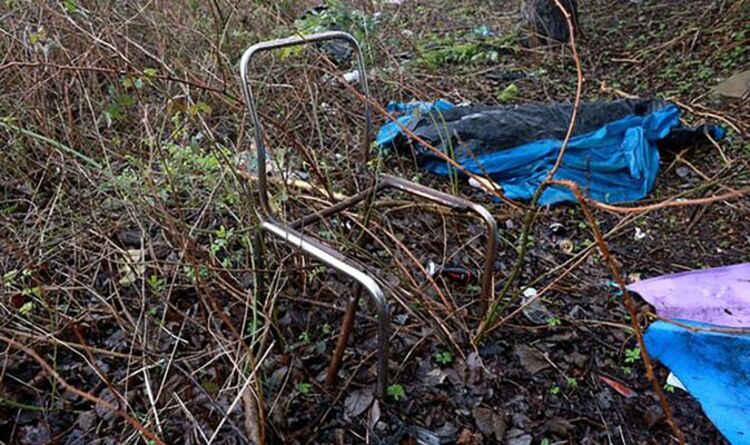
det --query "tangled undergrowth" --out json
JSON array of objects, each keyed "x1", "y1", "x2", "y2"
[{"x1": 1, "y1": 1, "x2": 749, "y2": 444}]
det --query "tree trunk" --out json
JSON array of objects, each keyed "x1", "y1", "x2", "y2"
[{"x1": 521, "y1": 0, "x2": 580, "y2": 45}]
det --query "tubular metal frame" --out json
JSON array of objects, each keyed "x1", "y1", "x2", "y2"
[{"x1": 239, "y1": 31, "x2": 497, "y2": 399}]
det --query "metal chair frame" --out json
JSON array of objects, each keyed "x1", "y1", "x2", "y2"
[{"x1": 239, "y1": 31, "x2": 497, "y2": 398}]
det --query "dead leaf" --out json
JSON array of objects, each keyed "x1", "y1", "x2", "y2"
[
  {"x1": 599, "y1": 375, "x2": 636, "y2": 398},
  {"x1": 422, "y1": 367, "x2": 448, "y2": 386},
  {"x1": 118, "y1": 249, "x2": 144, "y2": 287},
  {"x1": 505, "y1": 428, "x2": 532, "y2": 445},
  {"x1": 472, "y1": 406, "x2": 506, "y2": 441},
  {"x1": 545, "y1": 416, "x2": 575, "y2": 436},
  {"x1": 514, "y1": 344, "x2": 550, "y2": 374},
  {"x1": 456, "y1": 428, "x2": 481, "y2": 445},
  {"x1": 643, "y1": 405, "x2": 664, "y2": 428},
  {"x1": 344, "y1": 388, "x2": 374, "y2": 419},
  {"x1": 368, "y1": 399, "x2": 381, "y2": 429}
]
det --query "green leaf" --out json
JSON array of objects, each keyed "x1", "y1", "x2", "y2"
[
  {"x1": 624, "y1": 347, "x2": 641, "y2": 364},
  {"x1": 296, "y1": 382, "x2": 313, "y2": 395},
  {"x1": 188, "y1": 101, "x2": 212, "y2": 116},
  {"x1": 63, "y1": 0, "x2": 77, "y2": 12},
  {"x1": 433, "y1": 351, "x2": 454, "y2": 366},
  {"x1": 19, "y1": 301, "x2": 34, "y2": 315},
  {"x1": 387, "y1": 384, "x2": 406, "y2": 401},
  {"x1": 497, "y1": 83, "x2": 519, "y2": 103}
]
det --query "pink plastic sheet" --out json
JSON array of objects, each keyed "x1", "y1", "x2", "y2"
[{"x1": 628, "y1": 263, "x2": 750, "y2": 328}]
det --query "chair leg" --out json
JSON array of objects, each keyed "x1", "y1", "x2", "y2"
[
  {"x1": 325, "y1": 285, "x2": 362, "y2": 387},
  {"x1": 262, "y1": 220, "x2": 390, "y2": 398}
]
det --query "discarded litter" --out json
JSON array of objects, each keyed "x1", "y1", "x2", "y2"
[
  {"x1": 376, "y1": 99, "x2": 724, "y2": 205},
  {"x1": 520, "y1": 287, "x2": 554, "y2": 324},
  {"x1": 629, "y1": 263, "x2": 750, "y2": 445},
  {"x1": 645, "y1": 320, "x2": 750, "y2": 445},
  {"x1": 666, "y1": 372, "x2": 686, "y2": 391},
  {"x1": 712, "y1": 70, "x2": 750, "y2": 99},
  {"x1": 426, "y1": 260, "x2": 476, "y2": 285},
  {"x1": 628, "y1": 263, "x2": 750, "y2": 327},
  {"x1": 633, "y1": 227, "x2": 647, "y2": 241}
]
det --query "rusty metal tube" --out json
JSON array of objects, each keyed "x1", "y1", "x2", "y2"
[
  {"x1": 261, "y1": 221, "x2": 389, "y2": 398},
  {"x1": 379, "y1": 174, "x2": 497, "y2": 311}
]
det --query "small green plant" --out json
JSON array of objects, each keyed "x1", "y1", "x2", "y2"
[
  {"x1": 289, "y1": 1, "x2": 380, "y2": 60},
  {"x1": 210, "y1": 225, "x2": 234, "y2": 257},
  {"x1": 147, "y1": 274, "x2": 164, "y2": 294},
  {"x1": 497, "y1": 83, "x2": 519, "y2": 103},
  {"x1": 433, "y1": 351, "x2": 454, "y2": 366},
  {"x1": 540, "y1": 439, "x2": 551, "y2": 445},
  {"x1": 624, "y1": 347, "x2": 641, "y2": 364},
  {"x1": 566, "y1": 377, "x2": 578, "y2": 389},
  {"x1": 416, "y1": 31, "x2": 515, "y2": 70},
  {"x1": 18, "y1": 301, "x2": 34, "y2": 316},
  {"x1": 306, "y1": 265, "x2": 327, "y2": 283},
  {"x1": 63, "y1": 0, "x2": 77, "y2": 13},
  {"x1": 387, "y1": 384, "x2": 406, "y2": 401},
  {"x1": 549, "y1": 385, "x2": 561, "y2": 395},
  {"x1": 664, "y1": 383, "x2": 676, "y2": 393},
  {"x1": 621, "y1": 366, "x2": 632, "y2": 375},
  {"x1": 21, "y1": 286, "x2": 41, "y2": 298},
  {"x1": 296, "y1": 382, "x2": 313, "y2": 395},
  {"x1": 182, "y1": 265, "x2": 209, "y2": 283},
  {"x1": 546, "y1": 317, "x2": 562, "y2": 327},
  {"x1": 299, "y1": 331, "x2": 311, "y2": 345},
  {"x1": 3, "y1": 269, "x2": 19, "y2": 287}
]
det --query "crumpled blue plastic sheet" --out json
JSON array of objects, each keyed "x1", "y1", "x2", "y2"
[
  {"x1": 645, "y1": 320, "x2": 750, "y2": 445},
  {"x1": 376, "y1": 99, "x2": 723, "y2": 205}
]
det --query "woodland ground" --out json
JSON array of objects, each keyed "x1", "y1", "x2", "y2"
[{"x1": 1, "y1": 1, "x2": 749, "y2": 444}]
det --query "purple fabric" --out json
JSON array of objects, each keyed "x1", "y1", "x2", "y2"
[{"x1": 628, "y1": 263, "x2": 750, "y2": 328}]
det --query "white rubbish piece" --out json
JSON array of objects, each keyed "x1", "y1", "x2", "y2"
[
  {"x1": 469, "y1": 176, "x2": 503, "y2": 193},
  {"x1": 667, "y1": 372, "x2": 687, "y2": 391},
  {"x1": 342, "y1": 69, "x2": 360, "y2": 84},
  {"x1": 634, "y1": 227, "x2": 647, "y2": 241},
  {"x1": 322, "y1": 69, "x2": 360, "y2": 86}
]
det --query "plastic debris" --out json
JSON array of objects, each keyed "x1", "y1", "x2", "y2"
[
  {"x1": 426, "y1": 261, "x2": 475, "y2": 285},
  {"x1": 666, "y1": 372, "x2": 686, "y2": 391},
  {"x1": 633, "y1": 227, "x2": 647, "y2": 241},
  {"x1": 629, "y1": 263, "x2": 750, "y2": 444},
  {"x1": 645, "y1": 320, "x2": 750, "y2": 445},
  {"x1": 712, "y1": 70, "x2": 750, "y2": 99},
  {"x1": 376, "y1": 99, "x2": 724, "y2": 205},
  {"x1": 628, "y1": 263, "x2": 750, "y2": 327},
  {"x1": 520, "y1": 287, "x2": 553, "y2": 324}
]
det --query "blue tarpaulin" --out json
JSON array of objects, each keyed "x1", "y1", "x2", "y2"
[
  {"x1": 376, "y1": 99, "x2": 723, "y2": 205},
  {"x1": 645, "y1": 321, "x2": 750, "y2": 445}
]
